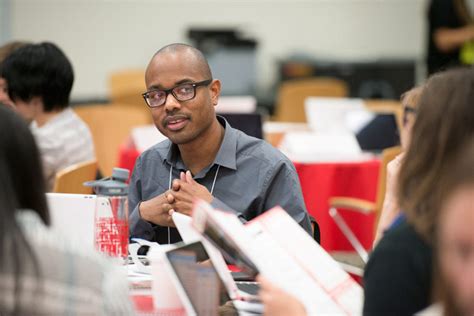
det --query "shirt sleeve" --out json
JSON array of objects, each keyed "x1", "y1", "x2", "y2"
[
  {"x1": 261, "y1": 160, "x2": 313, "y2": 235},
  {"x1": 128, "y1": 155, "x2": 155, "y2": 240},
  {"x1": 33, "y1": 131, "x2": 64, "y2": 191}
]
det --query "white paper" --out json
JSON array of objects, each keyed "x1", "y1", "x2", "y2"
[
  {"x1": 131, "y1": 125, "x2": 167, "y2": 152},
  {"x1": 148, "y1": 245, "x2": 185, "y2": 311},
  {"x1": 245, "y1": 222, "x2": 342, "y2": 315},
  {"x1": 304, "y1": 97, "x2": 370, "y2": 134},
  {"x1": 192, "y1": 200, "x2": 363, "y2": 315},
  {"x1": 172, "y1": 212, "x2": 202, "y2": 243},
  {"x1": 279, "y1": 131, "x2": 373, "y2": 163},
  {"x1": 262, "y1": 121, "x2": 310, "y2": 134},
  {"x1": 253, "y1": 207, "x2": 364, "y2": 315},
  {"x1": 215, "y1": 96, "x2": 257, "y2": 114}
]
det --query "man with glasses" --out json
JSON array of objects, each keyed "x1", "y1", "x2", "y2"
[{"x1": 129, "y1": 43, "x2": 313, "y2": 244}]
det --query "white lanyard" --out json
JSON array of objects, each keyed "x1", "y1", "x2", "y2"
[{"x1": 166, "y1": 164, "x2": 220, "y2": 244}]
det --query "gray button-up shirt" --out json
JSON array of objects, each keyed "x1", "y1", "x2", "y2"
[{"x1": 129, "y1": 117, "x2": 312, "y2": 244}]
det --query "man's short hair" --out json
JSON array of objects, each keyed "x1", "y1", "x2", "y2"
[
  {"x1": 0, "y1": 42, "x2": 74, "y2": 112},
  {"x1": 152, "y1": 43, "x2": 213, "y2": 79}
]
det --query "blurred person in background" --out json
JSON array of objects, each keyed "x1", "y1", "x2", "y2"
[
  {"x1": 428, "y1": 0, "x2": 474, "y2": 74},
  {"x1": 430, "y1": 141, "x2": 474, "y2": 316},
  {"x1": 0, "y1": 42, "x2": 95, "y2": 191},
  {"x1": 364, "y1": 67, "x2": 474, "y2": 315},
  {"x1": 0, "y1": 106, "x2": 132, "y2": 315},
  {"x1": 374, "y1": 85, "x2": 424, "y2": 244},
  {"x1": 257, "y1": 67, "x2": 474, "y2": 316},
  {"x1": 0, "y1": 41, "x2": 29, "y2": 109}
]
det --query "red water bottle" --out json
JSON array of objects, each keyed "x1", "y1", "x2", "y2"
[{"x1": 85, "y1": 168, "x2": 129, "y2": 259}]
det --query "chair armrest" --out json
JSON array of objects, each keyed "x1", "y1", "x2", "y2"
[{"x1": 329, "y1": 197, "x2": 376, "y2": 215}]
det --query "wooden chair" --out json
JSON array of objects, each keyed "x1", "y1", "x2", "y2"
[
  {"x1": 328, "y1": 146, "x2": 402, "y2": 271},
  {"x1": 53, "y1": 160, "x2": 98, "y2": 194},
  {"x1": 74, "y1": 104, "x2": 151, "y2": 176},
  {"x1": 274, "y1": 77, "x2": 349, "y2": 122},
  {"x1": 108, "y1": 69, "x2": 152, "y2": 123}
]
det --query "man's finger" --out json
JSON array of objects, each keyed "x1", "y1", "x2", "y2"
[
  {"x1": 185, "y1": 170, "x2": 194, "y2": 184},
  {"x1": 161, "y1": 203, "x2": 173, "y2": 214},
  {"x1": 180, "y1": 171, "x2": 186, "y2": 182},
  {"x1": 166, "y1": 192, "x2": 175, "y2": 204},
  {"x1": 172, "y1": 190, "x2": 194, "y2": 204},
  {"x1": 172, "y1": 179, "x2": 180, "y2": 191}
]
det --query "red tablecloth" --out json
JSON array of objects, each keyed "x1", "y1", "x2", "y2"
[
  {"x1": 294, "y1": 160, "x2": 380, "y2": 251},
  {"x1": 118, "y1": 144, "x2": 380, "y2": 252},
  {"x1": 118, "y1": 138, "x2": 141, "y2": 174}
]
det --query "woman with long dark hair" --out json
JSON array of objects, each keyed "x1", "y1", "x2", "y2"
[{"x1": 0, "y1": 107, "x2": 132, "y2": 315}]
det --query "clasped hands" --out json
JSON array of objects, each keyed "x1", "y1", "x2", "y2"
[{"x1": 139, "y1": 170, "x2": 213, "y2": 227}]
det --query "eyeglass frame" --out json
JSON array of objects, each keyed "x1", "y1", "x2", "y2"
[
  {"x1": 403, "y1": 104, "x2": 417, "y2": 127},
  {"x1": 142, "y1": 79, "x2": 213, "y2": 108}
]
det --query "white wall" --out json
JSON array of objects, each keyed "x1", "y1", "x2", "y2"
[
  {"x1": 0, "y1": 0, "x2": 11, "y2": 43},
  {"x1": 8, "y1": 0, "x2": 427, "y2": 100}
]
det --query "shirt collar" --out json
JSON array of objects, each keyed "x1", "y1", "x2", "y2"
[{"x1": 163, "y1": 116, "x2": 237, "y2": 171}]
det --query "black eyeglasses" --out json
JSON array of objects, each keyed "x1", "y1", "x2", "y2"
[{"x1": 142, "y1": 79, "x2": 212, "y2": 108}]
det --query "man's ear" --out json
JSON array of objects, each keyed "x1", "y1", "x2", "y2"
[{"x1": 209, "y1": 79, "x2": 221, "y2": 107}]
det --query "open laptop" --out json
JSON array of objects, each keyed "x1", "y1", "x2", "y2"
[
  {"x1": 163, "y1": 241, "x2": 263, "y2": 316},
  {"x1": 172, "y1": 213, "x2": 260, "y2": 296},
  {"x1": 46, "y1": 193, "x2": 96, "y2": 250}
]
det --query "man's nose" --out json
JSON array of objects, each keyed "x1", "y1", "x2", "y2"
[{"x1": 164, "y1": 92, "x2": 181, "y2": 112}]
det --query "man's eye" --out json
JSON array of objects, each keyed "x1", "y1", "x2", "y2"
[
  {"x1": 151, "y1": 91, "x2": 165, "y2": 99},
  {"x1": 177, "y1": 85, "x2": 193, "y2": 95}
]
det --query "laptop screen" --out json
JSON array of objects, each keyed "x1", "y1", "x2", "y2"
[{"x1": 165, "y1": 242, "x2": 237, "y2": 316}]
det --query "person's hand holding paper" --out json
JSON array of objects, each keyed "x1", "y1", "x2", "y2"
[{"x1": 257, "y1": 276, "x2": 307, "y2": 316}]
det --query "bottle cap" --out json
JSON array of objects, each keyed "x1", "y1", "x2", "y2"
[{"x1": 84, "y1": 167, "x2": 130, "y2": 196}]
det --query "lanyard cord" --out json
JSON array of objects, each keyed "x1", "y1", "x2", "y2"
[{"x1": 167, "y1": 164, "x2": 220, "y2": 244}]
